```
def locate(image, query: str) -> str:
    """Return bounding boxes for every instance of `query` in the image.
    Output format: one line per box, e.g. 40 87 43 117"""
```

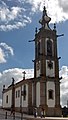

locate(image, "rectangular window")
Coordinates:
6 95 8 103
48 90 53 99
18 90 20 97
23 85 26 101
47 39 52 56
45 38 54 56
16 91 17 98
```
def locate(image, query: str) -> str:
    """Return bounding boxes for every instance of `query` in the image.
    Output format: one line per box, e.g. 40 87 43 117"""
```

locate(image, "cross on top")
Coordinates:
22 71 26 80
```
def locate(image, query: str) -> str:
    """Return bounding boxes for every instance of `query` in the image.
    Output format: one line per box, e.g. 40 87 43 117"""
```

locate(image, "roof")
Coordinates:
2 77 34 93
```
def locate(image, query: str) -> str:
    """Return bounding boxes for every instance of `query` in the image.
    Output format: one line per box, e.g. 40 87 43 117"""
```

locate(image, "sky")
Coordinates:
0 0 68 107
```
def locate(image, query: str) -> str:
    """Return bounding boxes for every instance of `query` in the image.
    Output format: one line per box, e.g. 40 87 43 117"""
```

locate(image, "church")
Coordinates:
2 6 62 117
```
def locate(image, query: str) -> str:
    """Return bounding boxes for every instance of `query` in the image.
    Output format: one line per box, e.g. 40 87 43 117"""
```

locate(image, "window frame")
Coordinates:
18 90 20 98
48 89 54 100
45 38 54 56
23 85 26 101
47 38 52 56
6 95 8 103
16 91 17 98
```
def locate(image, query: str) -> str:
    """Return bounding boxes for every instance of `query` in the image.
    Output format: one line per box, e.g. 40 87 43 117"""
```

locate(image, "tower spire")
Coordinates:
39 1 51 29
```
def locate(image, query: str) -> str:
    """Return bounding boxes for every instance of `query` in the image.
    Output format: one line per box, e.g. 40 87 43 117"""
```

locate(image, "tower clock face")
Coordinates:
48 61 53 69
46 60 55 77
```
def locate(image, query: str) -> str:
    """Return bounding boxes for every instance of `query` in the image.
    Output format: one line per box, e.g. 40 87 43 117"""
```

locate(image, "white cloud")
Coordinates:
0 43 14 56
0 3 23 22
25 0 68 23
0 42 14 63
0 1 31 31
60 66 68 107
0 0 68 31
0 18 31 31
2 68 34 83
0 68 34 100
0 48 6 63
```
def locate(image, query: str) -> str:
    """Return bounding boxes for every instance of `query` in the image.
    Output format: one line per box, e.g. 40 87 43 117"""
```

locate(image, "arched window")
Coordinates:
36 40 42 58
47 39 52 56
48 89 54 99
6 95 8 103
23 85 26 101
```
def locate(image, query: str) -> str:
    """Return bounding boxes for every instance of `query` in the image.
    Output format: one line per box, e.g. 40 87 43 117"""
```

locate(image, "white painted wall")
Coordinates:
36 82 40 107
3 90 12 108
36 61 41 78
15 87 21 107
46 60 55 77
15 84 28 108
47 81 55 107
36 69 40 78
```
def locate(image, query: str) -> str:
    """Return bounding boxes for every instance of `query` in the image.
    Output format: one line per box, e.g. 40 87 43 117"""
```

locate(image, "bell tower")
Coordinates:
33 6 62 116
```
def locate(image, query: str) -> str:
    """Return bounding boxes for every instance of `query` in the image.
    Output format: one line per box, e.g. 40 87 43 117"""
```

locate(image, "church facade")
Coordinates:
2 6 62 116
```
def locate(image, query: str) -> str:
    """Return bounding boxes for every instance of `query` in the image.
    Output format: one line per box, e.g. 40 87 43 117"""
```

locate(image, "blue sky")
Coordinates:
0 0 68 71
0 0 68 106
